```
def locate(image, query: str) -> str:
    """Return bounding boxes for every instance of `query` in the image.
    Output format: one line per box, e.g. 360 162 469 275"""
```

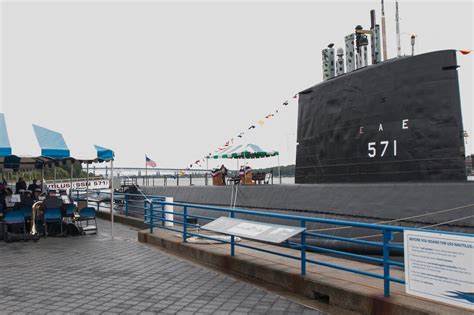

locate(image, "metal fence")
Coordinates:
72 190 473 298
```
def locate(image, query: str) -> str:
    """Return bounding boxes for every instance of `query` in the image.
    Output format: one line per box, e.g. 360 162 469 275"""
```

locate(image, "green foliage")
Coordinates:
3 164 95 181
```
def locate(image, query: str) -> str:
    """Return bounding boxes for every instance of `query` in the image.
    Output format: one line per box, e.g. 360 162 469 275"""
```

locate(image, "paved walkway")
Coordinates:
0 219 319 314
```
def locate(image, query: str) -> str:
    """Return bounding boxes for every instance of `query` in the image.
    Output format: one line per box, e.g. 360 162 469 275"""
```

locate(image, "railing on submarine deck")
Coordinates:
81 166 284 186
71 190 474 298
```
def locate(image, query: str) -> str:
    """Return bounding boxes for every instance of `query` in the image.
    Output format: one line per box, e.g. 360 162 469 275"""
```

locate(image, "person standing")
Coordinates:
220 164 228 185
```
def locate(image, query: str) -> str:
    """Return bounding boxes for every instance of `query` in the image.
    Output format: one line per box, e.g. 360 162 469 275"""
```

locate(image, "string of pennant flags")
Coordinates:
186 93 298 169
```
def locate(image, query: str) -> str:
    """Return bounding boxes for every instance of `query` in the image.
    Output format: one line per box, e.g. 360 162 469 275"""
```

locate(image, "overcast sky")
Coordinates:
1 0 472 169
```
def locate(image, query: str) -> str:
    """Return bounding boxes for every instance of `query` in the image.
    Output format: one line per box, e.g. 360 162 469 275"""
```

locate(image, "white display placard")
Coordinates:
47 179 110 191
404 230 474 310
228 222 272 237
202 217 305 243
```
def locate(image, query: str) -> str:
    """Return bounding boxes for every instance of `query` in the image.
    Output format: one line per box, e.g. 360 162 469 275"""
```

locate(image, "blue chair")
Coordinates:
43 208 63 237
77 207 97 234
3 210 26 241
21 206 32 221
64 204 76 222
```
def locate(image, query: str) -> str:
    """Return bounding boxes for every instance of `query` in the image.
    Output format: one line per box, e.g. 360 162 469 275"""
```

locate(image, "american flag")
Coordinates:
146 156 157 167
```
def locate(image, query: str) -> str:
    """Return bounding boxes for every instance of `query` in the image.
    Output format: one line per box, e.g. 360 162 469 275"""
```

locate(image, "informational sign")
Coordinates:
47 179 110 191
202 217 305 243
404 230 474 310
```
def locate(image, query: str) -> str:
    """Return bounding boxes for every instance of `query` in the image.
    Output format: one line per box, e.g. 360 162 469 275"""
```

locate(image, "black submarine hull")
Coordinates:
296 50 466 183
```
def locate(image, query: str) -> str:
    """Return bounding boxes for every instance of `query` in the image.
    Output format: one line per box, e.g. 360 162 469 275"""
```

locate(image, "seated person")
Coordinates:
27 179 40 192
15 177 27 194
31 188 41 201
0 184 7 211
20 190 35 208
42 189 64 210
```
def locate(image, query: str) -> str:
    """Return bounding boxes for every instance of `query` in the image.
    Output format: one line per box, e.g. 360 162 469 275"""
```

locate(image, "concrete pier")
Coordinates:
138 224 472 315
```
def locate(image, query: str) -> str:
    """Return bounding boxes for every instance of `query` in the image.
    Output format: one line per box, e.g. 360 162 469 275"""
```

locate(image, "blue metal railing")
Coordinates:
71 189 166 218
143 200 474 298
72 190 474 298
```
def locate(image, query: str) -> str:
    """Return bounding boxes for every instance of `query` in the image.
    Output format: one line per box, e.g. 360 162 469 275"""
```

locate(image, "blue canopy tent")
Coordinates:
0 116 71 174
0 113 116 238
32 125 115 237
33 124 70 158
0 114 12 157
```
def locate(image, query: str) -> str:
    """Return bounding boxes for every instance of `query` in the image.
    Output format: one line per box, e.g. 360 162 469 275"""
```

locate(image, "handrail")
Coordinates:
72 189 474 298
148 200 474 237
145 200 472 298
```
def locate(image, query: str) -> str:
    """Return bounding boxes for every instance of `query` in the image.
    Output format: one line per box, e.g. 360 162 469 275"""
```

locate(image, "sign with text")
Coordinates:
46 179 110 191
404 230 474 310
202 217 305 243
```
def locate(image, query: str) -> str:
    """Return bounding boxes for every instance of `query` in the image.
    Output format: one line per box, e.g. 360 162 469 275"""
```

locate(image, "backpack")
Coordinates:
66 223 83 236
47 222 66 237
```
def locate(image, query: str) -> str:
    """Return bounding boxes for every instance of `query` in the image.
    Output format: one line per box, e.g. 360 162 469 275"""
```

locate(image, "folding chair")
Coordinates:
77 207 98 234
64 204 76 223
43 208 63 237
21 206 32 221
3 210 27 241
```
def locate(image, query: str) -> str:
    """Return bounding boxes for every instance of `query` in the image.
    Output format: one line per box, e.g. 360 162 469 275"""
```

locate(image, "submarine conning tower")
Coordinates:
298 3 466 184
322 9 383 80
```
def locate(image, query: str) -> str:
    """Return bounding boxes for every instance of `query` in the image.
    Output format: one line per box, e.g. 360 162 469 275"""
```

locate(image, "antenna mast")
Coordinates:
381 0 388 60
395 1 401 57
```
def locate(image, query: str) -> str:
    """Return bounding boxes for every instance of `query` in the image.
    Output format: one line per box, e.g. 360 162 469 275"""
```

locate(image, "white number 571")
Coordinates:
368 140 397 157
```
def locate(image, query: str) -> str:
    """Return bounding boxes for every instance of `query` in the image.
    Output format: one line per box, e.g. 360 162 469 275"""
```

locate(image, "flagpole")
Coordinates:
110 159 114 239
206 158 209 186
86 163 89 205
145 155 148 186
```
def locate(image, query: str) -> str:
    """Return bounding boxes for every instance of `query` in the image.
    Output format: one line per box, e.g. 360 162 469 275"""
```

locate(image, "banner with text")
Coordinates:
404 230 474 310
46 179 110 191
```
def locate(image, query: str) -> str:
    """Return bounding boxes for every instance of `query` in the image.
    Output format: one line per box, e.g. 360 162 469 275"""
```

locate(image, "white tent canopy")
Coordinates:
207 143 279 159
